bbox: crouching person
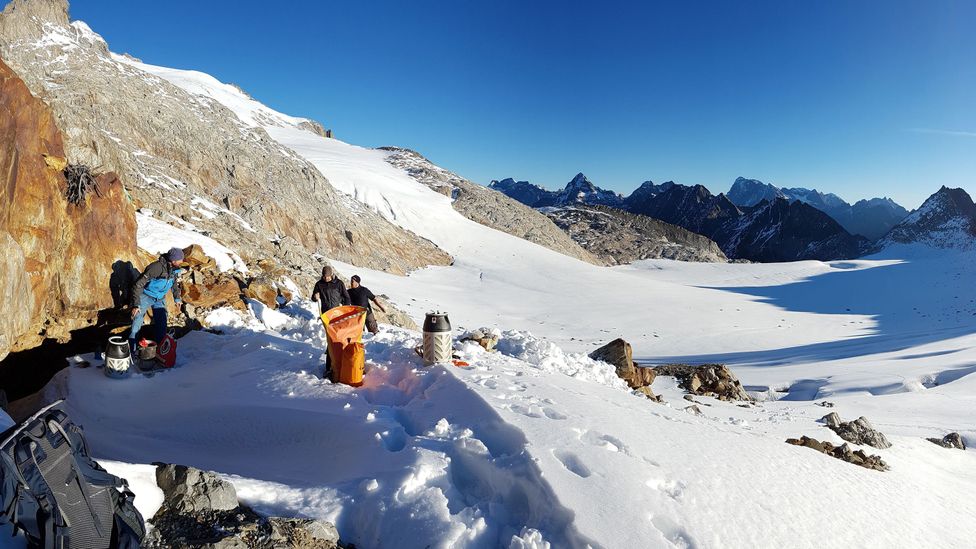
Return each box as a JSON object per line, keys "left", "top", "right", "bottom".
{"left": 129, "top": 247, "right": 185, "bottom": 350}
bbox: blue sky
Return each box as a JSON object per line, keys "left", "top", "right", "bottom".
{"left": 72, "top": 1, "right": 974, "bottom": 208}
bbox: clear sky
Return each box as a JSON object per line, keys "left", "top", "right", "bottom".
{"left": 71, "top": 1, "right": 974, "bottom": 208}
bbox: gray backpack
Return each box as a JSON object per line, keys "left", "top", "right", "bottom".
{"left": 0, "top": 401, "right": 146, "bottom": 548}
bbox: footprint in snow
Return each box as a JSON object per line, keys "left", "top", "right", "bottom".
{"left": 553, "top": 449, "right": 592, "bottom": 478}
{"left": 645, "top": 477, "right": 686, "bottom": 501}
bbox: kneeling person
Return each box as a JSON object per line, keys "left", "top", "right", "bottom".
{"left": 348, "top": 275, "right": 386, "bottom": 334}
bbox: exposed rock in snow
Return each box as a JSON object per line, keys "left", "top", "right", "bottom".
{"left": 589, "top": 338, "right": 656, "bottom": 392}
{"left": 822, "top": 415, "right": 892, "bottom": 449}
{"left": 460, "top": 327, "right": 500, "bottom": 352}
{"left": 927, "top": 432, "right": 966, "bottom": 450}
{"left": 786, "top": 436, "right": 889, "bottom": 471}
{"left": 148, "top": 464, "right": 340, "bottom": 549}
{"left": 155, "top": 463, "right": 240, "bottom": 513}
{"left": 653, "top": 363, "right": 752, "bottom": 401}
{"left": 544, "top": 204, "right": 728, "bottom": 264}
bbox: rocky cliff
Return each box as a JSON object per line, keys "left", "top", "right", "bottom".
{"left": 0, "top": 57, "right": 139, "bottom": 360}
{"left": 381, "top": 148, "right": 602, "bottom": 265}
{"left": 544, "top": 205, "right": 728, "bottom": 264}
{"left": 0, "top": 0, "right": 450, "bottom": 294}
{"left": 874, "top": 186, "right": 976, "bottom": 251}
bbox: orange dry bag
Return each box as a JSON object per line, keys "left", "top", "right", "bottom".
{"left": 321, "top": 305, "right": 367, "bottom": 386}
{"left": 339, "top": 342, "right": 365, "bottom": 386}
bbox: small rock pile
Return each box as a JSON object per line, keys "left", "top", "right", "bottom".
{"left": 589, "top": 339, "right": 659, "bottom": 401}
{"left": 786, "top": 436, "right": 889, "bottom": 472}
{"left": 146, "top": 464, "right": 341, "bottom": 549}
{"left": 821, "top": 413, "right": 892, "bottom": 449}
{"left": 177, "top": 244, "right": 294, "bottom": 325}
{"left": 461, "top": 328, "right": 500, "bottom": 352}
{"left": 927, "top": 432, "right": 966, "bottom": 450}
{"left": 653, "top": 363, "right": 752, "bottom": 401}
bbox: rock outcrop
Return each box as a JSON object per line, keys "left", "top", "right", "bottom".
{"left": 786, "top": 436, "right": 889, "bottom": 472}
{"left": 148, "top": 464, "right": 340, "bottom": 549}
{"left": 0, "top": 0, "right": 451, "bottom": 294}
{"left": 544, "top": 204, "right": 728, "bottom": 264}
{"left": 927, "top": 432, "right": 966, "bottom": 450}
{"left": 589, "top": 339, "right": 657, "bottom": 398}
{"left": 820, "top": 413, "right": 892, "bottom": 449}
{"left": 0, "top": 56, "right": 139, "bottom": 360}
{"left": 653, "top": 363, "right": 752, "bottom": 401}
{"left": 874, "top": 186, "right": 976, "bottom": 251}
{"left": 381, "top": 148, "right": 602, "bottom": 265}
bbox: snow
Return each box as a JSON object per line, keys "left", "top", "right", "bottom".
{"left": 12, "top": 30, "right": 976, "bottom": 549}
{"left": 136, "top": 211, "right": 248, "bottom": 272}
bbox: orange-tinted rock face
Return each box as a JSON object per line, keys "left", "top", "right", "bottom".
{"left": 0, "top": 57, "right": 138, "bottom": 359}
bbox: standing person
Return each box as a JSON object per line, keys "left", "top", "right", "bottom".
{"left": 348, "top": 275, "right": 387, "bottom": 334}
{"left": 312, "top": 266, "right": 350, "bottom": 379}
{"left": 311, "top": 266, "right": 350, "bottom": 313}
{"left": 129, "top": 247, "right": 185, "bottom": 350}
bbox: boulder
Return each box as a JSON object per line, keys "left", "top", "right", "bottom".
{"left": 590, "top": 338, "right": 634, "bottom": 378}
{"left": 927, "top": 432, "right": 966, "bottom": 450}
{"left": 589, "top": 338, "right": 657, "bottom": 390}
{"left": 155, "top": 464, "right": 239, "bottom": 513}
{"left": 653, "top": 363, "right": 752, "bottom": 401}
{"left": 243, "top": 277, "right": 278, "bottom": 309}
{"left": 182, "top": 277, "right": 246, "bottom": 312}
{"left": 824, "top": 415, "right": 891, "bottom": 449}
{"left": 820, "top": 412, "right": 842, "bottom": 428}
{"left": 0, "top": 58, "right": 139, "bottom": 360}
{"left": 147, "top": 463, "right": 341, "bottom": 549}
{"left": 182, "top": 243, "right": 217, "bottom": 270}
{"left": 786, "top": 436, "right": 889, "bottom": 471}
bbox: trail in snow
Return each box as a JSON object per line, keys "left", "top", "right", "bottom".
{"left": 51, "top": 297, "right": 976, "bottom": 549}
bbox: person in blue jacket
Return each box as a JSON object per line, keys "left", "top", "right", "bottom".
{"left": 129, "top": 247, "right": 186, "bottom": 350}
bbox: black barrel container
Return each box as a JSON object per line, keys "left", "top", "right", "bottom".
{"left": 104, "top": 336, "right": 131, "bottom": 378}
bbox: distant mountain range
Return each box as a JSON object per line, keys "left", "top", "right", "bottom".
{"left": 490, "top": 174, "right": 871, "bottom": 262}
{"left": 727, "top": 177, "right": 909, "bottom": 240}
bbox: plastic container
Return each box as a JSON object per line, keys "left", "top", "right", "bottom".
{"left": 422, "top": 312, "right": 452, "bottom": 365}
{"left": 104, "top": 336, "right": 131, "bottom": 378}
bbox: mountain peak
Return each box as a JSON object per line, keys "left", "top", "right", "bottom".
{"left": 877, "top": 186, "right": 976, "bottom": 251}
{"left": 568, "top": 172, "right": 591, "bottom": 188}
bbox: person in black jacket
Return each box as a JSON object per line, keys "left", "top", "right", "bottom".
{"left": 129, "top": 247, "right": 185, "bottom": 350}
{"left": 348, "top": 275, "right": 386, "bottom": 334}
{"left": 311, "top": 266, "right": 350, "bottom": 313}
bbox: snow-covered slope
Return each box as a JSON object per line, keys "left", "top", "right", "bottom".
{"left": 13, "top": 11, "right": 974, "bottom": 549}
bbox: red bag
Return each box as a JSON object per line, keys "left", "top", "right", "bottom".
{"left": 156, "top": 334, "right": 177, "bottom": 368}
